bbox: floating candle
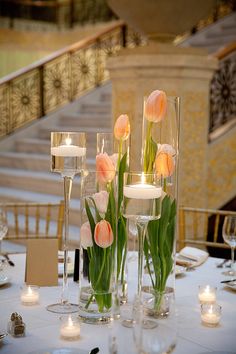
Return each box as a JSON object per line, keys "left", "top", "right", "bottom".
{"left": 51, "top": 145, "right": 86, "bottom": 157}
{"left": 60, "top": 315, "right": 80, "bottom": 340}
{"left": 198, "top": 285, "right": 216, "bottom": 303}
{"left": 21, "top": 285, "right": 39, "bottom": 305}
{"left": 201, "top": 303, "right": 221, "bottom": 327}
{"left": 123, "top": 184, "right": 162, "bottom": 199}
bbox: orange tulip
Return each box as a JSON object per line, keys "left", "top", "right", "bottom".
{"left": 155, "top": 151, "right": 174, "bottom": 178}
{"left": 96, "top": 153, "right": 116, "bottom": 184}
{"left": 145, "top": 90, "right": 167, "bottom": 123}
{"left": 114, "top": 114, "right": 130, "bottom": 141}
{"left": 94, "top": 220, "right": 114, "bottom": 248}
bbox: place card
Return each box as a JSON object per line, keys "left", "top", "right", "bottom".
{"left": 25, "top": 239, "right": 58, "bottom": 286}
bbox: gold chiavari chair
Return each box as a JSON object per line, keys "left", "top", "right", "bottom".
{"left": 0, "top": 201, "right": 64, "bottom": 250}
{"left": 178, "top": 206, "right": 236, "bottom": 253}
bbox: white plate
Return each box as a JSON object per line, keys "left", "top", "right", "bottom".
{"left": 175, "top": 265, "right": 186, "bottom": 277}
{"left": 58, "top": 262, "right": 74, "bottom": 277}
{"left": 28, "top": 348, "right": 87, "bottom": 354}
{"left": 0, "top": 274, "right": 10, "bottom": 287}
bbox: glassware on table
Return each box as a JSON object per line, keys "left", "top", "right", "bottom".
{"left": 133, "top": 295, "right": 177, "bottom": 354}
{"left": 0, "top": 208, "right": 8, "bottom": 255}
{"left": 97, "top": 131, "right": 130, "bottom": 304}
{"left": 48, "top": 131, "right": 86, "bottom": 314}
{"left": 222, "top": 215, "right": 236, "bottom": 276}
{"left": 78, "top": 169, "right": 117, "bottom": 324}
{"left": 121, "top": 172, "right": 162, "bottom": 328}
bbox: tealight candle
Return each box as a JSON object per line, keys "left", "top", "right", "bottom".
{"left": 201, "top": 303, "right": 221, "bottom": 327}
{"left": 60, "top": 315, "right": 80, "bottom": 340}
{"left": 198, "top": 285, "right": 216, "bottom": 303}
{"left": 21, "top": 285, "right": 39, "bottom": 305}
{"left": 124, "top": 184, "right": 162, "bottom": 199}
{"left": 51, "top": 145, "right": 86, "bottom": 157}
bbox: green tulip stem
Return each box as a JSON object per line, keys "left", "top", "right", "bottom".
{"left": 163, "top": 178, "right": 167, "bottom": 193}
{"left": 85, "top": 248, "right": 107, "bottom": 309}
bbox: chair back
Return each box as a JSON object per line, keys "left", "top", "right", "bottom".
{"left": 0, "top": 201, "right": 64, "bottom": 250}
{"left": 178, "top": 206, "right": 236, "bottom": 252}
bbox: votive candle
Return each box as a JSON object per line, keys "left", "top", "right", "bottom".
{"left": 201, "top": 303, "right": 221, "bottom": 327}
{"left": 198, "top": 285, "right": 216, "bottom": 303}
{"left": 21, "top": 285, "right": 39, "bottom": 305}
{"left": 60, "top": 315, "right": 80, "bottom": 340}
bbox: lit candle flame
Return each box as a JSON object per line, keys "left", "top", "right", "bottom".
{"left": 28, "top": 286, "right": 33, "bottom": 294}
{"left": 66, "top": 137, "right": 72, "bottom": 146}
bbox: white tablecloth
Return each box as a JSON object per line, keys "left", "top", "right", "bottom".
{"left": 0, "top": 253, "right": 235, "bottom": 354}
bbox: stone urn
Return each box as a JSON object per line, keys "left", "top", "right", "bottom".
{"left": 107, "top": 0, "right": 215, "bottom": 41}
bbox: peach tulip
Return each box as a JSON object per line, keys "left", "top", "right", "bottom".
{"left": 114, "top": 114, "right": 130, "bottom": 141}
{"left": 80, "top": 221, "right": 93, "bottom": 249}
{"left": 93, "top": 190, "right": 109, "bottom": 214}
{"left": 155, "top": 151, "right": 175, "bottom": 178}
{"left": 94, "top": 220, "right": 114, "bottom": 248}
{"left": 96, "top": 153, "right": 116, "bottom": 184}
{"left": 158, "top": 143, "right": 176, "bottom": 156}
{"left": 145, "top": 90, "right": 167, "bottom": 123}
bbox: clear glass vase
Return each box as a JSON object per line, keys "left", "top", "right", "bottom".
{"left": 78, "top": 169, "right": 117, "bottom": 324}
{"left": 141, "top": 93, "right": 180, "bottom": 318}
{"left": 97, "top": 132, "right": 130, "bottom": 304}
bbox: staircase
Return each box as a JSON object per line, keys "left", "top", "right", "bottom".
{"left": 180, "top": 12, "right": 236, "bottom": 53}
{"left": 0, "top": 83, "right": 112, "bottom": 234}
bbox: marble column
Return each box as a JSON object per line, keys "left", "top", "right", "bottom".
{"left": 107, "top": 43, "right": 218, "bottom": 208}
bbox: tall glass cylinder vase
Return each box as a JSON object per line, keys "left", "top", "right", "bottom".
{"left": 78, "top": 169, "right": 117, "bottom": 324}
{"left": 141, "top": 91, "right": 180, "bottom": 318}
{"left": 48, "top": 131, "right": 86, "bottom": 314}
{"left": 97, "top": 132, "right": 130, "bottom": 304}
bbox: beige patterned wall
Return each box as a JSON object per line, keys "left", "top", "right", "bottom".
{"left": 208, "top": 127, "right": 236, "bottom": 209}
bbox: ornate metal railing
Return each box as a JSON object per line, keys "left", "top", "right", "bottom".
{"left": 209, "top": 42, "right": 236, "bottom": 136}
{"left": 0, "top": 21, "right": 146, "bottom": 139}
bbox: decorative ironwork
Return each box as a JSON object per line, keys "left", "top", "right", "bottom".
{"left": 11, "top": 70, "right": 41, "bottom": 128}
{"left": 44, "top": 54, "right": 70, "bottom": 113}
{"left": 0, "top": 22, "right": 146, "bottom": 139}
{"left": 0, "top": 84, "right": 9, "bottom": 137}
{"left": 210, "top": 54, "right": 236, "bottom": 133}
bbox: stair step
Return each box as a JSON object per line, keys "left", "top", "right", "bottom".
{"left": 0, "top": 187, "right": 80, "bottom": 227}
{"left": 15, "top": 137, "right": 97, "bottom": 159}
{"left": 15, "top": 138, "right": 50, "bottom": 154}
{"left": 59, "top": 112, "right": 112, "bottom": 128}
{"left": 80, "top": 103, "right": 111, "bottom": 114}
{"left": 0, "top": 167, "right": 81, "bottom": 198}
{"left": 0, "top": 152, "right": 95, "bottom": 171}
{"left": 38, "top": 126, "right": 112, "bottom": 142}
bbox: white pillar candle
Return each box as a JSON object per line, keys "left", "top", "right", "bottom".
{"left": 51, "top": 145, "right": 86, "bottom": 157}
{"left": 60, "top": 316, "right": 80, "bottom": 340}
{"left": 21, "top": 285, "right": 39, "bottom": 305}
{"left": 124, "top": 184, "right": 162, "bottom": 199}
{"left": 198, "top": 285, "right": 216, "bottom": 303}
{"left": 201, "top": 303, "right": 221, "bottom": 327}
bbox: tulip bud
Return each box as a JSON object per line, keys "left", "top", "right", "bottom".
{"left": 114, "top": 114, "right": 130, "bottom": 141}
{"left": 155, "top": 151, "right": 175, "bottom": 178}
{"left": 93, "top": 190, "right": 109, "bottom": 214}
{"left": 158, "top": 143, "right": 176, "bottom": 156}
{"left": 80, "top": 221, "right": 93, "bottom": 249}
{"left": 145, "top": 90, "right": 167, "bottom": 123}
{"left": 96, "top": 153, "right": 116, "bottom": 184}
{"left": 94, "top": 220, "right": 114, "bottom": 248}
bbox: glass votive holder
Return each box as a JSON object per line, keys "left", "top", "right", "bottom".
{"left": 198, "top": 285, "right": 216, "bottom": 304}
{"left": 60, "top": 315, "right": 80, "bottom": 340}
{"left": 21, "top": 285, "right": 39, "bottom": 305}
{"left": 201, "top": 303, "right": 222, "bottom": 327}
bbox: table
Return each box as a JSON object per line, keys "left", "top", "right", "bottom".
{"left": 0, "top": 253, "right": 235, "bottom": 354}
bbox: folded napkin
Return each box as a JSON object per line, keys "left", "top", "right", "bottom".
{"left": 176, "top": 246, "right": 209, "bottom": 267}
